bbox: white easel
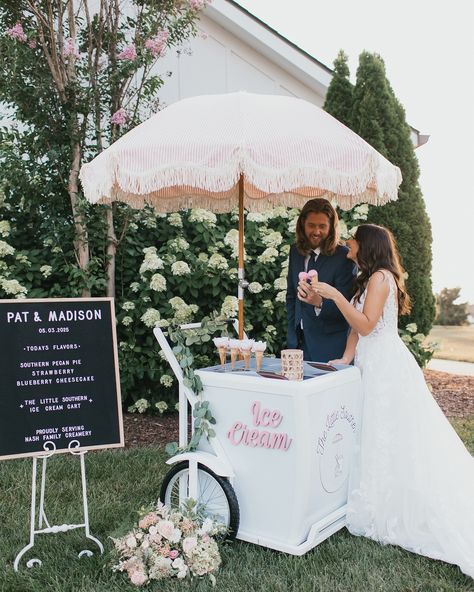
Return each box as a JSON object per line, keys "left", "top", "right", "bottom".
{"left": 14, "top": 439, "right": 104, "bottom": 571}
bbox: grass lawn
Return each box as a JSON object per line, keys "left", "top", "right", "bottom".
{"left": 1, "top": 427, "right": 473, "bottom": 592}
{"left": 428, "top": 325, "right": 474, "bottom": 363}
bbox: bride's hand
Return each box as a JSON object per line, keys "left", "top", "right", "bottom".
{"left": 328, "top": 357, "right": 350, "bottom": 365}
{"left": 313, "top": 281, "right": 340, "bottom": 301}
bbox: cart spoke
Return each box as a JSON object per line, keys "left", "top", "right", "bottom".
{"left": 165, "top": 468, "right": 231, "bottom": 526}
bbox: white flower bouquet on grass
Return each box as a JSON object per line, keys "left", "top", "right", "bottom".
{"left": 112, "top": 500, "right": 226, "bottom": 586}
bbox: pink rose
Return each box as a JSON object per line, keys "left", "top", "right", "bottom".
{"left": 129, "top": 570, "right": 148, "bottom": 586}
{"left": 182, "top": 536, "right": 197, "bottom": 554}
{"left": 169, "top": 549, "right": 179, "bottom": 559}
{"left": 117, "top": 44, "right": 137, "bottom": 61}
{"left": 157, "top": 519, "right": 175, "bottom": 540}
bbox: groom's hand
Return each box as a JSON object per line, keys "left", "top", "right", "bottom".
{"left": 297, "top": 280, "right": 322, "bottom": 306}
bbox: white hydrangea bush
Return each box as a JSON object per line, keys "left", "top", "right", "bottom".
{"left": 0, "top": 202, "right": 434, "bottom": 412}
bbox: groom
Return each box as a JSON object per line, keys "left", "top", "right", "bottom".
{"left": 286, "top": 198, "right": 356, "bottom": 362}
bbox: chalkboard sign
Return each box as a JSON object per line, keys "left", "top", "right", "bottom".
{"left": 0, "top": 298, "right": 124, "bottom": 460}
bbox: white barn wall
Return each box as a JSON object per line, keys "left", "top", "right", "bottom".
{"left": 156, "top": 15, "right": 326, "bottom": 109}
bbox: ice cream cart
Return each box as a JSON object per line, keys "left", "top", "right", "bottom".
{"left": 154, "top": 326, "right": 363, "bottom": 555}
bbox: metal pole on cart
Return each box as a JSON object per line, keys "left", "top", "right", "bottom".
{"left": 237, "top": 174, "right": 248, "bottom": 340}
{"left": 153, "top": 320, "right": 240, "bottom": 505}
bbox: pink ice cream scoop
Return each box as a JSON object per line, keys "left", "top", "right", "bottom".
{"left": 299, "top": 270, "right": 318, "bottom": 282}
{"left": 309, "top": 269, "right": 318, "bottom": 287}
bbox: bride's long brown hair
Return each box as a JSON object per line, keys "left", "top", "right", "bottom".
{"left": 353, "top": 224, "right": 411, "bottom": 316}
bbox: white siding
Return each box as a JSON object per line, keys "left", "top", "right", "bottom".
{"left": 157, "top": 15, "right": 326, "bottom": 109}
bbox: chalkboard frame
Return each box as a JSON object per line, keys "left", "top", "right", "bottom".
{"left": 0, "top": 297, "right": 124, "bottom": 460}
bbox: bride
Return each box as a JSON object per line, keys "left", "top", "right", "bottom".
{"left": 304, "top": 223, "right": 474, "bottom": 579}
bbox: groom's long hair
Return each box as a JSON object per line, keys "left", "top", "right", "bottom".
{"left": 354, "top": 224, "right": 411, "bottom": 316}
{"left": 295, "top": 198, "right": 340, "bottom": 256}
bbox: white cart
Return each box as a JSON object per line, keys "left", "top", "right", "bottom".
{"left": 154, "top": 326, "right": 363, "bottom": 555}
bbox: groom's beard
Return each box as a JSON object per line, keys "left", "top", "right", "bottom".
{"left": 307, "top": 235, "right": 328, "bottom": 250}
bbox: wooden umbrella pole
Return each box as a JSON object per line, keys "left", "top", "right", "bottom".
{"left": 238, "top": 174, "right": 245, "bottom": 339}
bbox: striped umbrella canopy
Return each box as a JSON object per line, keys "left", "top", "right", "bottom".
{"left": 80, "top": 92, "right": 402, "bottom": 337}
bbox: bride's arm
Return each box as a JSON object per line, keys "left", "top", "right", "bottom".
{"left": 314, "top": 271, "right": 390, "bottom": 337}
{"left": 329, "top": 328, "right": 359, "bottom": 364}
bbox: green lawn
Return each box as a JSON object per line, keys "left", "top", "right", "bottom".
{"left": 1, "top": 433, "right": 473, "bottom": 592}
{"left": 428, "top": 325, "right": 474, "bottom": 363}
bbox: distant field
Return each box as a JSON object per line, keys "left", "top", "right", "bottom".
{"left": 427, "top": 325, "right": 474, "bottom": 363}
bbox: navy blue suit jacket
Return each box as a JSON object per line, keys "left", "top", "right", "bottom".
{"left": 286, "top": 244, "right": 356, "bottom": 362}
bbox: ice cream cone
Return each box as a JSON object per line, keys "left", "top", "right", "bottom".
{"left": 255, "top": 350, "right": 264, "bottom": 372}
{"left": 242, "top": 350, "right": 251, "bottom": 370}
{"left": 309, "top": 270, "right": 318, "bottom": 288}
{"left": 230, "top": 348, "right": 239, "bottom": 369}
{"left": 218, "top": 346, "right": 226, "bottom": 367}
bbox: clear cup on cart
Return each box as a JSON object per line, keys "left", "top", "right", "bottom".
{"left": 281, "top": 348, "right": 304, "bottom": 380}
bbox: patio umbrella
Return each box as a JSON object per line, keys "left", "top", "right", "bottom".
{"left": 80, "top": 92, "right": 402, "bottom": 337}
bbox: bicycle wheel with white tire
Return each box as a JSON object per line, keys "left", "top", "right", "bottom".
{"left": 160, "top": 461, "right": 239, "bottom": 539}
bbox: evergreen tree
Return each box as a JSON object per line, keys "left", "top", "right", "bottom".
{"left": 323, "top": 50, "right": 353, "bottom": 127}
{"left": 351, "top": 52, "right": 435, "bottom": 334}
{"left": 435, "top": 288, "right": 468, "bottom": 326}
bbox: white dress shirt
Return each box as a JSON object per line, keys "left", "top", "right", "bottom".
{"left": 301, "top": 248, "right": 321, "bottom": 329}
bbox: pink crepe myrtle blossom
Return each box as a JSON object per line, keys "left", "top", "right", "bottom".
{"left": 189, "top": 0, "right": 207, "bottom": 10}
{"left": 110, "top": 108, "right": 128, "bottom": 126}
{"left": 117, "top": 44, "right": 137, "bottom": 61}
{"left": 63, "top": 37, "right": 80, "bottom": 58}
{"left": 6, "top": 23, "right": 27, "bottom": 43}
{"left": 189, "top": 0, "right": 210, "bottom": 9}
{"left": 28, "top": 40, "right": 37, "bottom": 49}
{"left": 144, "top": 30, "right": 169, "bottom": 57}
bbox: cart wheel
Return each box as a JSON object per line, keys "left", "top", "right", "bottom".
{"left": 160, "top": 461, "right": 240, "bottom": 540}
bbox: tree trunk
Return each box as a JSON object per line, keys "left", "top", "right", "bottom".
{"left": 105, "top": 205, "right": 117, "bottom": 298}
{"left": 68, "top": 140, "right": 90, "bottom": 297}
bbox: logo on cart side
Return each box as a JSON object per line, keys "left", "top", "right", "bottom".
{"left": 316, "top": 405, "right": 357, "bottom": 493}
{"left": 226, "top": 401, "right": 293, "bottom": 451}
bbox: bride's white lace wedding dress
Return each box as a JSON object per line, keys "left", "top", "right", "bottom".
{"left": 346, "top": 270, "right": 474, "bottom": 579}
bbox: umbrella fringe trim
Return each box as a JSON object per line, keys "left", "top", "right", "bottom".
{"left": 81, "top": 156, "right": 401, "bottom": 206}
{"left": 95, "top": 188, "right": 396, "bottom": 213}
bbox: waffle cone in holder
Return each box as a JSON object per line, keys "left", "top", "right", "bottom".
{"left": 230, "top": 348, "right": 239, "bottom": 369}
{"left": 242, "top": 349, "right": 251, "bottom": 370}
{"left": 218, "top": 346, "right": 226, "bottom": 366}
